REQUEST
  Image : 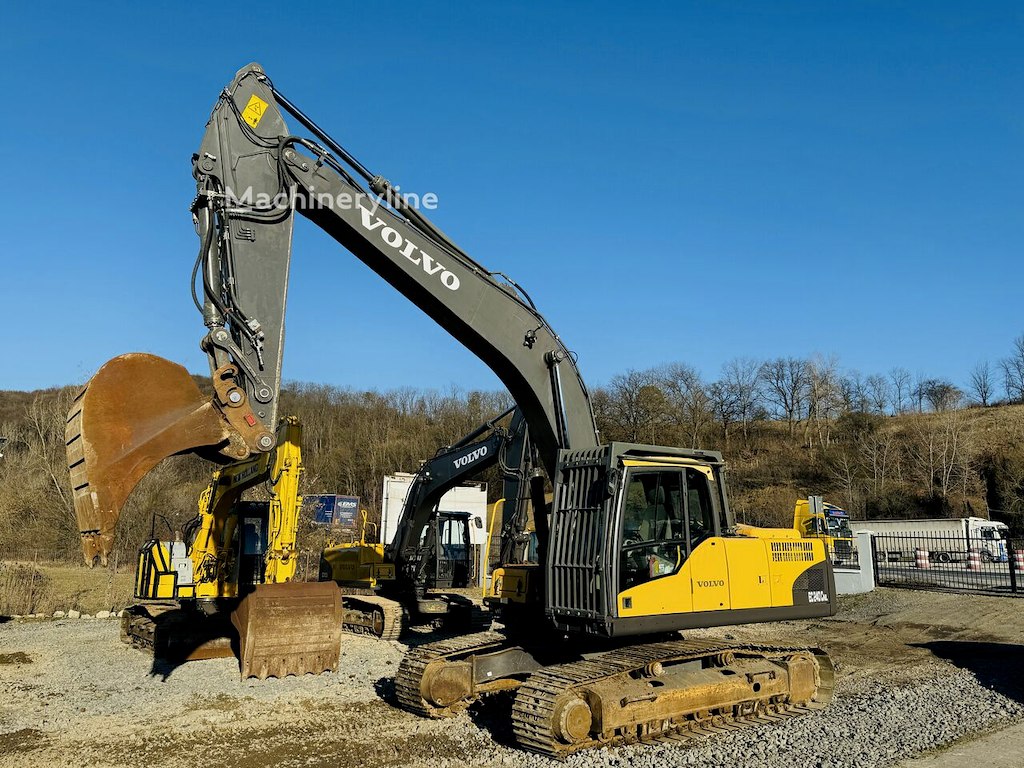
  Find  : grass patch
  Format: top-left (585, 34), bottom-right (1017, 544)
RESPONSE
top-left (0, 560), bottom-right (134, 615)
top-left (0, 563), bottom-right (49, 615)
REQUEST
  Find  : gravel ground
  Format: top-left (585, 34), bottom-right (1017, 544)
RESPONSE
top-left (2, 588), bottom-right (1023, 768)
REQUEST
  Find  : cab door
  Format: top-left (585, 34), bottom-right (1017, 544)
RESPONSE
top-left (616, 466), bottom-right (726, 617)
top-left (617, 468), bottom-right (690, 616)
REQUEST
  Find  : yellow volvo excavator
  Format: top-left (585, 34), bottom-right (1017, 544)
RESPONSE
top-left (67, 64), bottom-right (835, 753)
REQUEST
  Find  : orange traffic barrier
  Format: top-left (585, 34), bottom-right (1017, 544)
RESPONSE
top-left (914, 548), bottom-right (930, 569)
top-left (967, 550), bottom-right (982, 571)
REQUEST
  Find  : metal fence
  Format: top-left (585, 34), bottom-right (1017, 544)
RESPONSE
top-left (0, 547), bottom-right (94, 567)
top-left (825, 540), bottom-right (860, 569)
top-left (871, 532), bottom-right (1024, 595)
top-left (0, 546), bottom-right (327, 584)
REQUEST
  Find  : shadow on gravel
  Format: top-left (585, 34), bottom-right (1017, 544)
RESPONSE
top-left (915, 641), bottom-right (1024, 705)
top-left (147, 629), bottom-right (241, 680)
top-left (374, 676), bottom-right (398, 704)
top-left (128, 607), bottom-right (240, 680)
top-left (0, 652), bottom-right (32, 664)
top-left (468, 691), bottom-right (518, 747)
top-left (0, 616), bottom-right (12, 624)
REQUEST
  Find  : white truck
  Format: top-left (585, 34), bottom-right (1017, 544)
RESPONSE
top-left (850, 517), bottom-right (1010, 564)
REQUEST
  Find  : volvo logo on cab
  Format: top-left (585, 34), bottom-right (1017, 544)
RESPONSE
top-left (358, 206), bottom-right (461, 291)
top-left (696, 579), bottom-right (725, 588)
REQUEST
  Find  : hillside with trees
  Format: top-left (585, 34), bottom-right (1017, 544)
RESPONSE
top-left (3, 336), bottom-right (1024, 567)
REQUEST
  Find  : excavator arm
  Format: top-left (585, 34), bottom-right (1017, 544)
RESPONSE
top-left (68, 62), bottom-right (598, 566)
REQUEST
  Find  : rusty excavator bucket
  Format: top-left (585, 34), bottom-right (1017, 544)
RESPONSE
top-left (67, 354), bottom-right (346, 680)
top-left (231, 582), bottom-right (344, 680)
top-left (66, 353), bottom-right (237, 567)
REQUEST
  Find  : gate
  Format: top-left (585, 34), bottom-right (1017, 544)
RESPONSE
top-left (871, 532), bottom-right (1023, 595)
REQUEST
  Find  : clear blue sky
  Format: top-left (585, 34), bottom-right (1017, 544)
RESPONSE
top-left (2, 2), bottom-right (1021, 394)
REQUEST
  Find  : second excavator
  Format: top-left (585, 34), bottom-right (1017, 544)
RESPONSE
top-left (319, 406), bottom-right (527, 639)
top-left (67, 63), bottom-right (836, 753)
top-left (111, 410), bottom-right (342, 678)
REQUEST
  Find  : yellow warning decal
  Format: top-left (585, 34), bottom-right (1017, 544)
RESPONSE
top-left (241, 93), bottom-right (269, 128)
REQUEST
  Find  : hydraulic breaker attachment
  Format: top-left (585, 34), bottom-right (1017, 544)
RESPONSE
top-left (231, 581), bottom-right (344, 680)
top-left (66, 353), bottom-right (249, 567)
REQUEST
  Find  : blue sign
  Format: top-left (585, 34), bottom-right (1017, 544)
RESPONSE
top-left (306, 495), bottom-right (337, 526)
top-left (334, 496), bottom-right (359, 526)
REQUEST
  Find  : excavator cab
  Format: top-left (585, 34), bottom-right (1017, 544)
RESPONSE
top-left (421, 511), bottom-right (475, 589)
top-left (236, 501), bottom-right (270, 587)
top-left (487, 443), bottom-right (836, 638)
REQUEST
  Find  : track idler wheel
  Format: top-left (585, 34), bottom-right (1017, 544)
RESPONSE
top-left (420, 660), bottom-right (475, 711)
top-left (554, 695), bottom-right (594, 744)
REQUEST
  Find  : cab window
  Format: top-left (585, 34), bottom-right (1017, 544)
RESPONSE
top-left (685, 468), bottom-right (714, 548)
top-left (619, 468), bottom-right (716, 590)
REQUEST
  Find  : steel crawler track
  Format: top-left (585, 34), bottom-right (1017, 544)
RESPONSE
top-left (395, 631), bottom-right (508, 716)
top-left (395, 634), bottom-right (834, 757)
top-left (511, 639), bottom-right (835, 757)
top-left (342, 595), bottom-right (406, 641)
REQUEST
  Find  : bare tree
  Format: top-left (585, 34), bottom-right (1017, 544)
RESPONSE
top-left (716, 358), bottom-right (762, 442)
top-left (858, 429), bottom-right (900, 495)
top-left (969, 361), bottom-right (994, 406)
top-left (806, 356), bottom-right (842, 448)
top-left (0, 390), bottom-right (84, 556)
top-left (759, 358), bottom-right (809, 437)
top-left (707, 380), bottom-right (741, 447)
top-left (839, 370), bottom-right (870, 413)
top-left (909, 407), bottom-right (975, 502)
top-left (889, 367), bottom-right (912, 414)
top-left (865, 374), bottom-right (890, 415)
top-left (828, 450), bottom-right (859, 515)
top-left (921, 379), bottom-right (962, 412)
top-left (657, 363), bottom-right (713, 449)
top-left (603, 369), bottom-right (669, 444)
top-left (911, 372), bottom-right (929, 413)
top-left (1000, 335), bottom-right (1024, 402)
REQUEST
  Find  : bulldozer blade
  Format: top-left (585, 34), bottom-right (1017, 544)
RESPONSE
top-left (231, 581), bottom-right (343, 680)
top-left (66, 353), bottom-right (236, 567)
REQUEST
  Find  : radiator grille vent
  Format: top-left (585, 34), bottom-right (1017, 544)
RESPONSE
top-left (771, 540), bottom-right (815, 563)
